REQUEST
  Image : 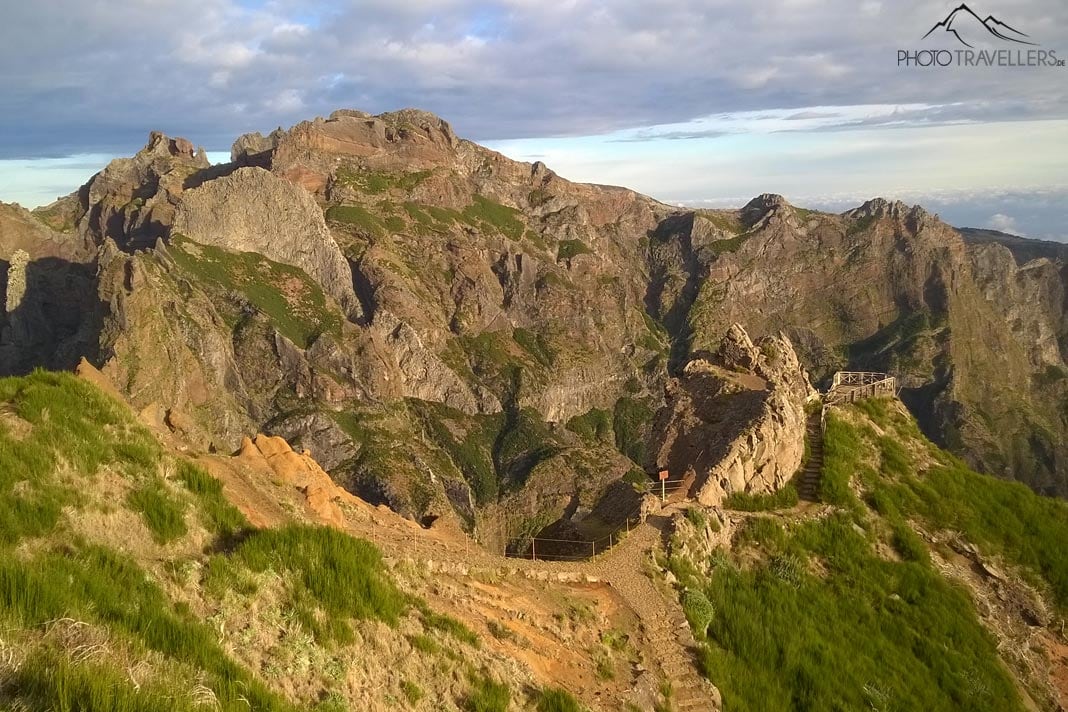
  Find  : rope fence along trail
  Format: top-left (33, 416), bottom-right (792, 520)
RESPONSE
top-left (503, 510), bottom-right (644, 562)
top-left (502, 476), bottom-right (691, 562)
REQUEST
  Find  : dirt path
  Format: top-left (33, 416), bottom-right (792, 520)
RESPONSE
top-left (587, 512), bottom-right (721, 710)
top-left (353, 499), bottom-right (722, 710)
top-left (200, 440), bottom-right (722, 710)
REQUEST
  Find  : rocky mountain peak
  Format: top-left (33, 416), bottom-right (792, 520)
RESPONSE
top-left (369, 107), bottom-right (458, 144)
top-left (740, 193), bottom-right (790, 226)
top-left (846, 197), bottom-right (929, 222)
top-left (143, 130), bottom-right (206, 163)
top-left (70, 130), bottom-right (211, 250)
top-left (845, 198), bottom-right (940, 236)
top-left (229, 108), bottom-right (463, 196)
top-left (717, 322), bottom-right (760, 371)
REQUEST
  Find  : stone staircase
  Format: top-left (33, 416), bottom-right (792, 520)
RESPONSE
top-left (797, 409), bottom-right (824, 502)
top-left (588, 518), bottom-right (721, 711)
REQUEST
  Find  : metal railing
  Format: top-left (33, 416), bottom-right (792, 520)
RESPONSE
top-left (502, 509), bottom-right (645, 561)
top-left (825, 371), bottom-right (896, 404)
top-left (501, 477), bottom-right (691, 562)
top-left (831, 371), bottom-right (893, 388)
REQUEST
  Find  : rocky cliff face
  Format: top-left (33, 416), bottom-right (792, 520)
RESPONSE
top-left (650, 324), bottom-right (815, 505)
top-left (0, 203), bottom-right (100, 375)
top-left (4, 106), bottom-right (1067, 531)
top-left (665, 195), bottom-right (1068, 495)
top-left (173, 166), bottom-right (361, 317)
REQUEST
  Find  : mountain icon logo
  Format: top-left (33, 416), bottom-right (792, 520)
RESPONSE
top-left (922, 3), bottom-right (1037, 48)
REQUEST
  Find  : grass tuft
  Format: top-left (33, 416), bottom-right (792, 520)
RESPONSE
top-left (175, 460), bottom-right (249, 539)
top-left (723, 485), bottom-right (799, 512)
top-left (9, 649), bottom-right (196, 712)
top-left (537, 687), bottom-right (586, 712)
top-left (127, 479), bottom-right (187, 543)
top-left (464, 674), bottom-right (511, 712)
top-left (556, 239), bottom-right (593, 261)
top-left (221, 525), bottom-right (407, 632)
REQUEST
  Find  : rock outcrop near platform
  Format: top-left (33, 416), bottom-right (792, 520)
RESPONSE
top-left (650, 324), bottom-right (815, 505)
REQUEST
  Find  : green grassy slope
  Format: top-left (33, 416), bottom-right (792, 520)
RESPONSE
top-left (668, 397), bottom-right (1068, 712)
top-left (0, 371), bottom-right (559, 710)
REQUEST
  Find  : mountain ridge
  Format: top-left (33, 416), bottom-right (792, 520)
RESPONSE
top-left (3, 107), bottom-right (1067, 519)
top-left (3, 107), bottom-right (1068, 711)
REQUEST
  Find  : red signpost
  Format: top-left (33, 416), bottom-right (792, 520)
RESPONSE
top-left (659, 469), bottom-right (669, 501)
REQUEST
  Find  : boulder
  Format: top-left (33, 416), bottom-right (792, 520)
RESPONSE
top-left (650, 323), bottom-right (812, 506)
top-left (78, 131), bottom-right (210, 250)
top-left (173, 167), bottom-right (360, 320)
top-left (237, 432), bottom-right (370, 529)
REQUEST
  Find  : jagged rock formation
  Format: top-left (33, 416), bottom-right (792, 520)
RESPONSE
top-left (4, 249), bottom-right (27, 313)
top-left (235, 433), bottom-right (368, 529)
top-left (678, 195), bottom-right (1068, 495)
top-left (650, 324), bottom-right (815, 505)
top-left (74, 131), bottom-right (210, 250)
top-left (173, 166), bottom-right (360, 317)
top-left (0, 204), bottom-right (100, 375)
top-left (2, 107), bottom-right (1067, 530)
top-left (232, 109), bottom-right (462, 195)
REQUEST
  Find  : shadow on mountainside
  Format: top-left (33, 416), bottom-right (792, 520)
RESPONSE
top-left (0, 256), bottom-right (104, 376)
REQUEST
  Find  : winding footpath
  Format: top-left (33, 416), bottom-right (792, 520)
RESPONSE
top-left (356, 498), bottom-right (721, 710)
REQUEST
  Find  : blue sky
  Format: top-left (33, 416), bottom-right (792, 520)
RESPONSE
top-left (1, 0), bottom-right (1066, 238)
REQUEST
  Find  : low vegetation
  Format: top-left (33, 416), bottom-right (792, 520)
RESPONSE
top-left (464, 673), bottom-right (511, 712)
top-left (722, 484), bottom-right (799, 511)
top-left (513, 326), bottom-right (556, 367)
top-left (557, 239), bottom-right (594, 261)
top-left (170, 234), bottom-right (342, 348)
top-left (847, 213), bottom-right (878, 236)
top-left (537, 687), bottom-right (587, 712)
top-left (669, 398), bottom-right (1064, 711)
top-left (211, 524), bottom-right (407, 644)
top-left (612, 396), bottom-right (654, 464)
top-left (691, 511), bottom-right (1021, 711)
top-left (706, 233), bottom-right (750, 256)
top-left (0, 371), bottom-right (534, 711)
top-left (462, 195), bottom-right (525, 240)
top-left (566, 407), bottom-right (613, 443)
top-left (325, 204), bottom-right (387, 237)
top-left (407, 399), bottom-right (502, 505)
top-left (855, 399), bottom-right (1068, 610)
top-left (334, 165), bottom-right (431, 194)
top-left (696, 209), bottom-right (743, 235)
top-left (175, 459), bottom-right (248, 538)
top-left (126, 477), bottom-right (187, 543)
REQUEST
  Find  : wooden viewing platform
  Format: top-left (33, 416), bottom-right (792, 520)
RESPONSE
top-left (825, 371), bottom-right (896, 404)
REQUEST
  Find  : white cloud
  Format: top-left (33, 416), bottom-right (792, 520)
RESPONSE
top-left (987, 213), bottom-right (1024, 236)
top-left (860, 1), bottom-right (882, 17)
